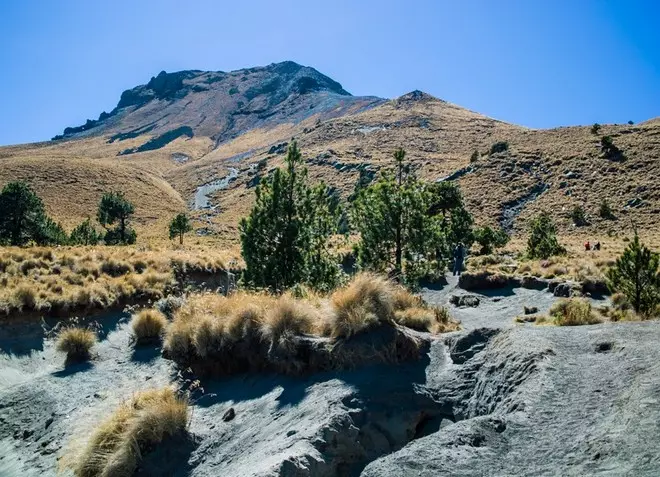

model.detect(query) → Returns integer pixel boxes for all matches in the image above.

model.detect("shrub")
[547,299,601,326]
[489,141,509,155]
[329,273,395,338]
[571,205,588,226]
[131,309,168,344]
[526,212,566,259]
[473,226,509,255]
[599,199,615,220]
[73,388,188,477]
[70,218,101,245]
[591,123,601,134]
[470,150,479,162]
[56,327,97,361]
[606,233,660,316]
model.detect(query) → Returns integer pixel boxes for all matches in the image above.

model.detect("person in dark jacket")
[453,243,465,276]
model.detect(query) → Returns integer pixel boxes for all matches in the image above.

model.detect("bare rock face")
[53,61,384,145]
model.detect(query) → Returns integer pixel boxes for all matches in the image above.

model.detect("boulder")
[524,306,539,315]
[450,295,481,308]
[520,276,549,290]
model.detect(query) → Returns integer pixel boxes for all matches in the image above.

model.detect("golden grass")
[261,296,319,344]
[56,327,97,361]
[73,387,188,477]
[329,273,395,338]
[0,246,238,317]
[163,273,459,374]
[131,309,168,344]
[542,299,603,326]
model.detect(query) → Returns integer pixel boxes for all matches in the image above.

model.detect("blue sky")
[1,0,658,145]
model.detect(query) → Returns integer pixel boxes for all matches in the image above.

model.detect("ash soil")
[1,280,659,477]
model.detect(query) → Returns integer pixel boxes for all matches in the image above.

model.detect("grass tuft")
[56,327,97,362]
[545,298,602,326]
[73,388,189,477]
[131,309,168,344]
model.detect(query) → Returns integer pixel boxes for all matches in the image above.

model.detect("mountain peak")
[53,62,381,145]
[396,90,439,103]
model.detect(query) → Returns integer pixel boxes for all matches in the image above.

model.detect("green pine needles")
[240,140,341,292]
[352,148,474,285]
[607,233,660,316]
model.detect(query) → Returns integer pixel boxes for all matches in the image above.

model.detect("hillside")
[0,61,658,245]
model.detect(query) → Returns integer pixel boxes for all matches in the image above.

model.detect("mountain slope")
[0,62,659,246]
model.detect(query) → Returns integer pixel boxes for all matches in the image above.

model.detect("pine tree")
[0,181,48,246]
[527,212,565,259]
[35,217,68,246]
[70,218,101,245]
[169,213,193,245]
[240,140,340,291]
[606,233,660,316]
[97,191,136,245]
[353,149,473,285]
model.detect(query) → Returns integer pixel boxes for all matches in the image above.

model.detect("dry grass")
[163,273,459,375]
[131,309,168,344]
[329,273,395,338]
[0,246,238,317]
[56,327,97,362]
[542,299,603,326]
[72,387,189,477]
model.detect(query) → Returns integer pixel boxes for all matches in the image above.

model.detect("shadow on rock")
[136,433,198,477]
[52,360,93,377]
[131,344,162,363]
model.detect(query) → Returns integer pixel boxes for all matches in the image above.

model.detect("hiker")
[584,241,591,251]
[453,243,465,276]
[594,241,601,251]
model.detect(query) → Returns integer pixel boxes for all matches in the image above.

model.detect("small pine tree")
[591,123,601,134]
[474,226,509,255]
[0,181,47,246]
[470,150,480,163]
[627,120,634,125]
[169,213,193,245]
[599,199,615,220]
[240,140,340,291]
[35,217,69,246]
[571,205,588,226]
[527,212,566,259]
[97,191,136,245]
[70,218,101,245]
[606,233,660,316]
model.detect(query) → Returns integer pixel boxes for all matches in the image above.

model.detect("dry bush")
[73,388,189,477]
[131,309,168,344]
[546,299,602,326]
[261,296,318,343]
[56,327,97,361]
[329,273,396,338]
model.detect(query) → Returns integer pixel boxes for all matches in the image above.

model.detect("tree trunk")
[179,232,183,245]
[120,217,126,244]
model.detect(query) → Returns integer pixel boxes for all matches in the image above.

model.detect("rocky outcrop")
[53,61,383,144]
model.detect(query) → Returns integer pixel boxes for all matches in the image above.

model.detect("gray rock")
[449,294,481,308]
[524,306,538,315]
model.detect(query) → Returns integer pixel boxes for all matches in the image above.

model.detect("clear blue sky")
[1,0,659,145]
